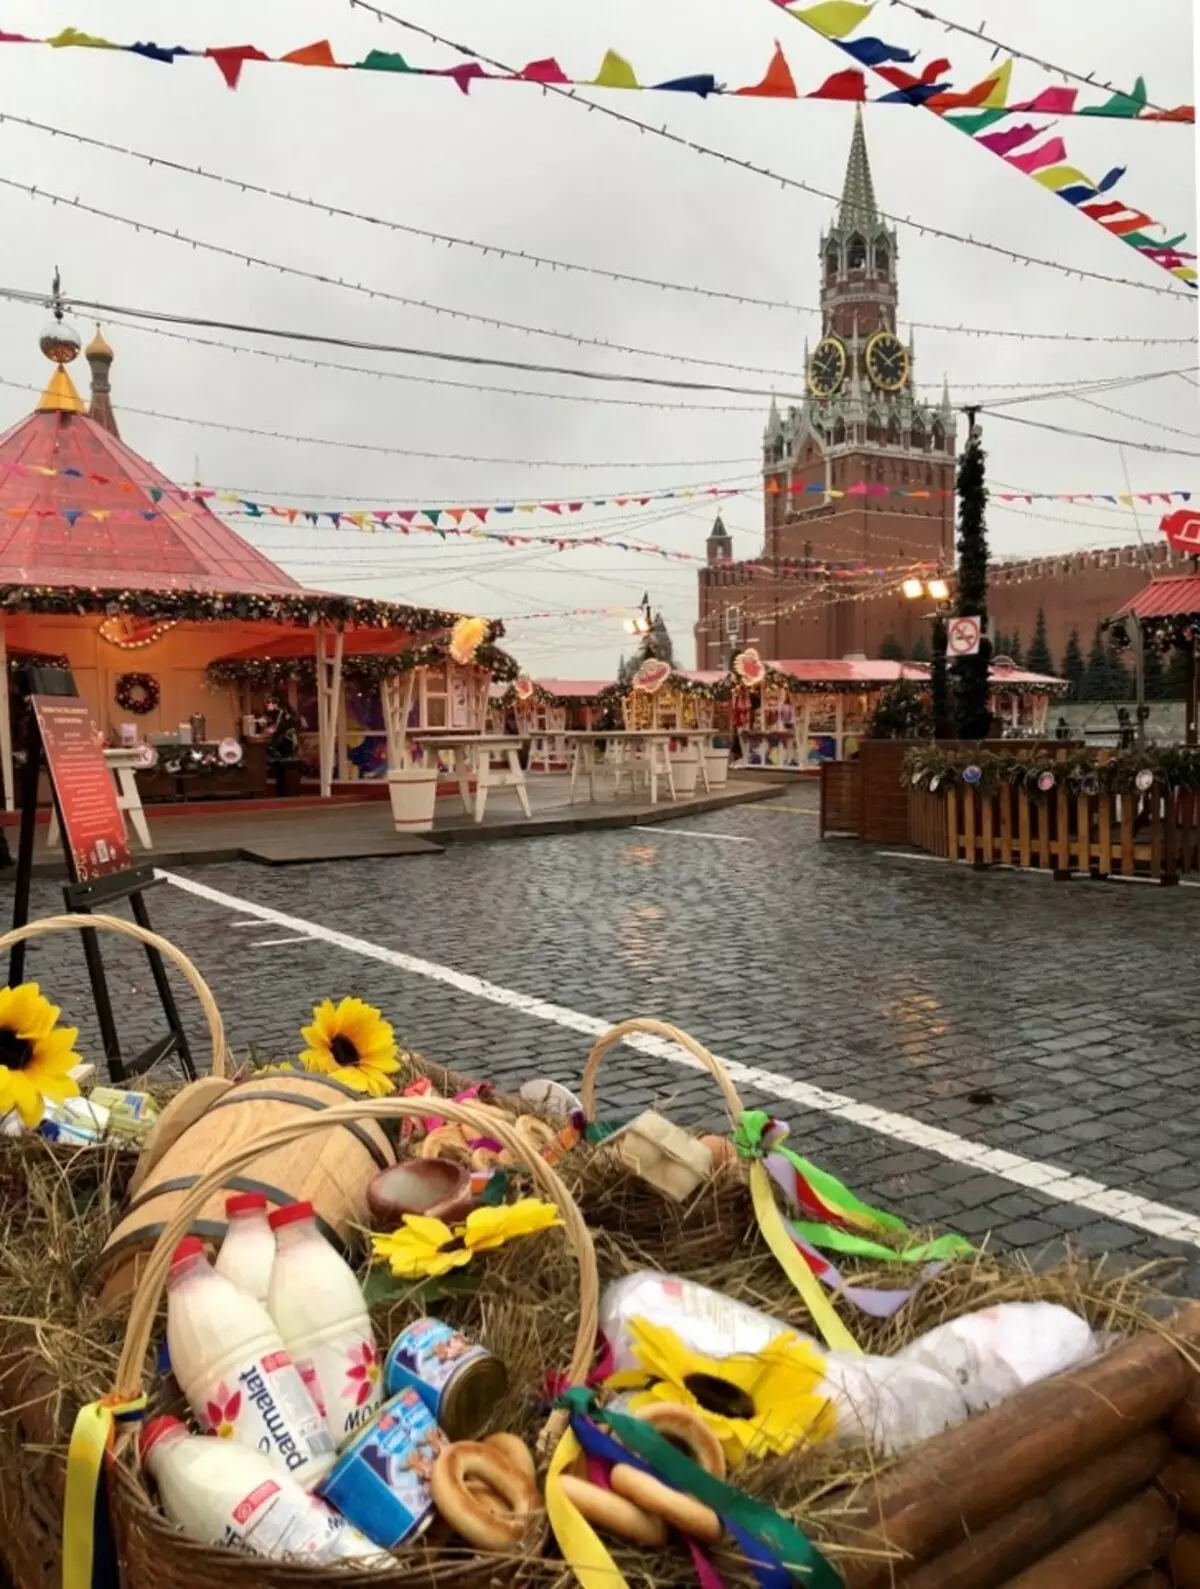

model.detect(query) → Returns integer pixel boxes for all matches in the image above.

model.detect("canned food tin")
[384,1318,508,1442]
[316,1389,442,1550]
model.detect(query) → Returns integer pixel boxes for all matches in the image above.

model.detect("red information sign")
[1161,509,1200,555]
[31,696,132,883]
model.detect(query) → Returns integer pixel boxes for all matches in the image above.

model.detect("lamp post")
[904,577,952,737]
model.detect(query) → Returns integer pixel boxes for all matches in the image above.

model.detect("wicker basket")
[572,1017,756,1269]
[101,1092,599,1589]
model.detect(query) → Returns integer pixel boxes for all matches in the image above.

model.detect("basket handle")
[113,1094,598,1436]
[0,911,229,1078]
[579,1017,744,1128]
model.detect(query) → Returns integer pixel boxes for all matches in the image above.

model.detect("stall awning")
[1118,574,1200,619]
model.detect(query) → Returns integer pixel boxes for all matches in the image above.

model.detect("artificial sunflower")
[0,983,82,1128]
[613,1316,834,1465]
[299,997,399,1096]
[371,1198,561,1280]
[448,615,489,666]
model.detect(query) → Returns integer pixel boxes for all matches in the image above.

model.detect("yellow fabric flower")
[0,983,81,1128]
[462,1198,561,1251]
[448,615,489,666]
[616,1317,834,1465]
[371,1215,472,1280]
[371,1199,561,1279]
[299,997,399,1096]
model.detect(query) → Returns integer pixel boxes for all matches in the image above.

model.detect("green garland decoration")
[1107,615,1198,655]
[904,744,1200,795]
[206,638,519,689]
[0,584,500,639]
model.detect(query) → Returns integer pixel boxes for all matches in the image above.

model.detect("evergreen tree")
[910,633,930,663]
[1081,623,1115,701]
[1165,645,1191,700]
[1106,636,1135,701]
[645,611,675,665]
[1027,607,1054,677]
[1061,628,1085,701]
[1008,630,1025,667]
[951,423,992,739]
[878,633,905,661]
[1143,643,1166,701]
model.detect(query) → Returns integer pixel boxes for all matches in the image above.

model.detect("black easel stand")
[8,668,196,1084]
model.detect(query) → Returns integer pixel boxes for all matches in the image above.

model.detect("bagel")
[484,1432,537,1484]
[633,1401,727,1480]
[420,1125,472,1163]
[431,1440,540,1552]
[471,1144,511,1172]
[515,1115,559,1154]
[609,1464,722,1545]
[556,1473,668,1548]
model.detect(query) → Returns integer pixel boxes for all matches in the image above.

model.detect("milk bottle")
[166,1236,335,1484]
[215,1193,276,1302]
[267,1203,382,1448]
[140,1416,381,1562]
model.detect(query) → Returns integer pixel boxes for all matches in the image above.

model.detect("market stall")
[728,651,1066,770]
[0,324,497,806]
[608,660,733,792]
[492,677,612,771]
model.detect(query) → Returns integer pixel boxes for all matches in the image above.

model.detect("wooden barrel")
[96,1072,395,1300]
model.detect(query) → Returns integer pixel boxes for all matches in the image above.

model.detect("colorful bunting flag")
[0,23,1188,121]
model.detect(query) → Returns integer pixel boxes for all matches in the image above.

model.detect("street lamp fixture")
[903,576,951,605]
[927,578,951,603]
[901,577,925,601]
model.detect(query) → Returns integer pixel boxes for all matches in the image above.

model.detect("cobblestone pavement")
[7,788,1200,1291]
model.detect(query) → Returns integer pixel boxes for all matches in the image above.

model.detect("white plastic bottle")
[267,1202,382,1448]
[215,1193,276,1303]
[166,1236,335,1485]
[140,1416,381,1562]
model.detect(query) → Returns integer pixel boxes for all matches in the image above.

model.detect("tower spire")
[838,104,879,232]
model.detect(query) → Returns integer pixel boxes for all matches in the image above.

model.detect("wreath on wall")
[114,672,160,715]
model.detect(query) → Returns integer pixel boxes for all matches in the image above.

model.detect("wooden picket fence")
[913,762,1200,883]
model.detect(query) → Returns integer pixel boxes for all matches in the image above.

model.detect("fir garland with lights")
[207,638,519,689]
[905,744,1200,795]
[0,583,498,639]
[951,422,993,739]
[114,672,160,715]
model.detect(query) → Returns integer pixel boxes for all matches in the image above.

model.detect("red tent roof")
[1118,574,1200,619]
[0,401,302,596]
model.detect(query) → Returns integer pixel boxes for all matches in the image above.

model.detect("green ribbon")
[736,1111,908,1235]
[789,1219,972,1264]
[583,1118,624,1145]
[558,1388,841,1589]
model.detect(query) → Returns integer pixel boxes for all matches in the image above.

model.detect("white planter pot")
[669,750,700,797]
[704,746,731,789]
[387,766,438,832]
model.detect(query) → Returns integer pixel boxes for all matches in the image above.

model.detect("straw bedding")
[0,1114,1185,1589]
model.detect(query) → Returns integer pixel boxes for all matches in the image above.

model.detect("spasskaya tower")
[764,104,958,569]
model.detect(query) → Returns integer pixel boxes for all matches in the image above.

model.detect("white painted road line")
[157,867,1200,1250]
[229,918,269,927]
[248,936,320,948]
[631,828,753,843]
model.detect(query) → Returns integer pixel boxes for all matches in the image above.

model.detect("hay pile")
[0,1124,1185,1589]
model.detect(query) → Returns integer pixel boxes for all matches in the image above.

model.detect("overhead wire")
[2,106,1193,345]
[346,0,1195,301]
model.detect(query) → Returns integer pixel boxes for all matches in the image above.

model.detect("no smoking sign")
[947,616,983,656]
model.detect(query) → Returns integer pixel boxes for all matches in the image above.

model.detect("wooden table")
[47,746,152,852]
[561,730,679,805]
[410,734,532,824]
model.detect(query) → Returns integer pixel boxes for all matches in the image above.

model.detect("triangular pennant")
[591,49,638,89]
[205,44,270,88]
[737,43,797,99]
[281,40,338,68]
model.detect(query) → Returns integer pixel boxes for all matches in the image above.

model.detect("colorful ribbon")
[63,1393,147,1589]
[735,1118,862,1355]
[559,1391,841,1589]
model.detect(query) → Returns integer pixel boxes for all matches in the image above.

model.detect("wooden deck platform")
[4,775,779,875]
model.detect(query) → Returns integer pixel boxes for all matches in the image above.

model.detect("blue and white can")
[384,1317,507,1441]
[316,1388,441,1549]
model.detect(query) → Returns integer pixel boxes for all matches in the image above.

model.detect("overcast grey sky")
[0,0,1194,674]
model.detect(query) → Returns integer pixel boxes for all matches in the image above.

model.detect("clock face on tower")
[807,337,846,398]
[866,330,910,392]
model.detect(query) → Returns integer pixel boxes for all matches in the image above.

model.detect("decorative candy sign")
[631,658,672,695]
[1160,510,1200,555]
[733,647,767,686]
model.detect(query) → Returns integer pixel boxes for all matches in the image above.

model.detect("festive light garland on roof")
[6,23,1188,119]
[206,638,519,688]
[778,0,1196,290]
[0,583,502,636]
